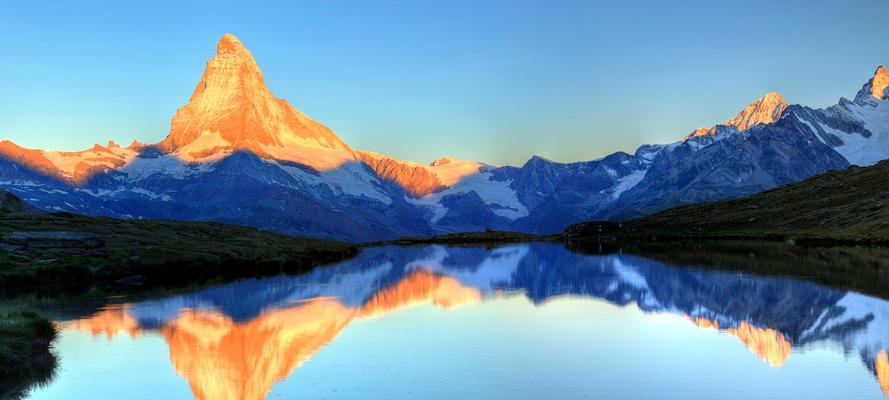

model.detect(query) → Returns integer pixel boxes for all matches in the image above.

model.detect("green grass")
[0,194,359,397]
[566,160,889,245]
[0,309,57,400]
[619,161,889,243]
[0,211,357,292]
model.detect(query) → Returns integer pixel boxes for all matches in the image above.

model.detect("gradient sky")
[1,0,887,166]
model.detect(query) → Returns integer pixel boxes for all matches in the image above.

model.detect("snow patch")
[408,169,528,222]
[130,188,172,201]
[835,101,889,166]
[611,168,647,200]
[277,161,392,204]
[120,154,210,180]
[428,158,488,186]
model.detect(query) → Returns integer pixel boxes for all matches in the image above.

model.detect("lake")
[24,243,889,399]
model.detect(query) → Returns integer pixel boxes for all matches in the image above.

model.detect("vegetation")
[4,159,889,394]
[0,207,356,292]
[567,161,889,244]
[0,190,359,396]
[0,309,57,400]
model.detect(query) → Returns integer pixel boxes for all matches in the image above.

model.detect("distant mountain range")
[0,34,887,242]
[569,158,889,243]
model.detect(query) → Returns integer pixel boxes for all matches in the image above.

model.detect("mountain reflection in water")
[45,244,889,399]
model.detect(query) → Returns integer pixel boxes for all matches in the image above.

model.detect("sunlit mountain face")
[49,244,889,399]
[1,33,887,241]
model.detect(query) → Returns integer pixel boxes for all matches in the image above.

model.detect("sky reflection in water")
[27,244,889,399]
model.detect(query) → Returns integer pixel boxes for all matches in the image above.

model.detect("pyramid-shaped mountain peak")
[217,33,247,54]
[158,34,351,165]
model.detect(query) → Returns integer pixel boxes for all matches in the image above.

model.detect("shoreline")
[0,211,358,295]
[0,310,58,400]
[6,233,889,397]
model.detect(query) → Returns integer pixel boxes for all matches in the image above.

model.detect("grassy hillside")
[568,160,889,243]
[0,191,356,291]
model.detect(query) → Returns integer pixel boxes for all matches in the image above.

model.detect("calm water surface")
[25,244,889,399]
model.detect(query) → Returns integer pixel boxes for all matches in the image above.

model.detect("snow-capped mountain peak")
[427,157,487,186]
[725,91,788,131]
[0,31,884,242]
[683,92,788,140]
[855,65,889,105]
[787,66,889,166]
[158,34,354,171]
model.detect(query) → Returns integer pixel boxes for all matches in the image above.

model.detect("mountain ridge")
[683,91,788,140]
[0,34,886,241]
[565,158,889,243]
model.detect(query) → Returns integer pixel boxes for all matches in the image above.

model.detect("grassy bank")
[0,310,57,400]
[0,211,357,293]
[567,161,889,244]
[0,193,359,397]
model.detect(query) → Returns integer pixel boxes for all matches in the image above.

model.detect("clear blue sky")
[1,0,887,166]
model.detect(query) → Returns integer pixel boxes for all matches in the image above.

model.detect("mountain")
[357,151,445,197]
[0,189,33,213]
[158,34,352,169]
[0,34,886,240]
[684,91,788,139]
[373,72,885,233]
[567,157,889,242]
[602,112,850,221]
[786,66,889,166]
[360,153,529,232]
[0,190,355,288]
[384,90,852,233]
[0,34,431,242]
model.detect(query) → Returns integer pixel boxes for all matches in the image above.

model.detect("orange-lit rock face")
[684,92,788,140]
[159,34,351,164]
[0,140,139,185]
[876,350,889,395]
[692,317,792,367]
[64,305,141,339]
[870,66,889,100]
[723,92,788,132]
[684,127,714,139]
[358,151,446,197]
[0,140,64,181]
[2,34,360,183]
